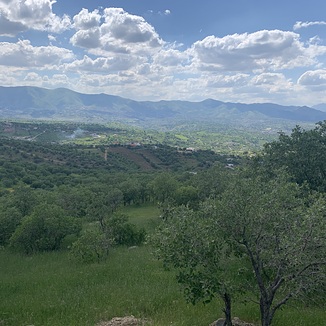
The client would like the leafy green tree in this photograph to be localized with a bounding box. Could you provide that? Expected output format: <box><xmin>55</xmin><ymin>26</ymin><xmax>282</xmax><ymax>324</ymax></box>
<box><xmin>119</xmin><ymin>178</ymin><xmax>142</xmax><ymax>205</ymax></box>
<box><xmin>150</xmin><ymin>172</ymin><xmax>179</xmax><ymax>203</ymax></box>
<box><xmin>87</xmin><ymin>188</ymin><xmax>123</xmax><ymax>230</ymax></box>
<box><xmin>218</xmin><ymin>173</ymin><xmax>326</xmax><ymax>326</ymax></box>
<box><xmin>104</xmin><ymin>213</ymin><xmax>146</xmax><ymax>246</ymax></box>
<box><xmin>191</xmin><ymin>164</ymin><xmax>230</xmax><ymax>200</ymax></box>
<box><xmin>153</xmin><ymin>204</ymin><xmax>246</xmax><ymax>326</ymax></box>
<box><xmin>9</xmin><ymin>185</ymin><xmax>37</xmax><ymax>216</ymax></box>
<box><xmin>0</xmin><ymin>207</ymin><xmax>22</xmax><ymax>246</ymax></box>
<box><xmin>256</xmin><ymin>122</ymin><xmax>326</xmax><ymax>191</ymax></box>
<box><xmin>55</xmin><ymin>185</ymin><xmax>92</xmax><ymax>218</ymax></box>
<box><xmin>10</xmin><ymin>204</ymin><xmax>81</xmax><ymax>254</ymax></box>
<box><xmin>175</xmin><ymin>185</ymin><xmax>199</xmax><ymax>209</ymax></box>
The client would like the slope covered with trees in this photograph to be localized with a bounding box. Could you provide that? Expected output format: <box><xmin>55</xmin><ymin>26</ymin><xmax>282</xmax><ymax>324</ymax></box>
<box><xmin>0</xmin><ymin>120</ymin><xmax>326</xmax><ymax>326</ymax></box>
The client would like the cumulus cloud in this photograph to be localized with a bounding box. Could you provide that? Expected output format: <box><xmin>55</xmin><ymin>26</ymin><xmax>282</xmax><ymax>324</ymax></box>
<box><xmin>64</xmin><ymin>54</ymin><xmax>141</xmax><ymax>73</ymax></box>
<box><xmin>70</xmin><ymin>28</ymin><xmax>101</xmax><ymax>48</ymax></box>
<box><xmin>70</xmin><ymin>7</ymin><xmax>163</xmax><ymax>56</ymax></box>
<box><xmin>293</xmin><ymin>21</ymin><xmax>326</xmax><ymax>30</ymax></box>
<box><xmin>0</xmin><ymin>0</ymin><xmax>71</xmax><ymax>35</ymax></box>
<box><xmin>298</xmin><ymin>70</ymin><xmax>326</xmax><ymax>86</ymax></box>
<box><xmin>191</xmin><ymin>30</ymin><xmax>326</xmax><ymax>72</ymax></box>
<box><xmin>205</xmin><ymin>73</ymin><xmax>250</xmax><ymax>88</ymax></box>
<box><xmin>153</xmin><ymin>48</ymin><xmax>189</xmax><ymax>67</ymax></box>
<box><xmin>73</xmin><ymin>8</ymin><xmax>101</xmax><ymax>30</ymax></box>
<box><xmin>250</xmin><ymin>72</ymin><xmax>293</xmax><ymax>94</ymax></box>
<box><xmin>0</xmin><ymin>40</ymin><xmax>74</xmax><ymax>67</ymax></box>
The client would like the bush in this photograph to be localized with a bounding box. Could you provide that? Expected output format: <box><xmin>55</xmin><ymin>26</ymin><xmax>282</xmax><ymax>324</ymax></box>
<box><xmin>9</xmin><ymin>204</ymin><xmax>81</xmax><ymax>254</ymax></box>
<box><xmin>105</xmin><ymin>213</ymin><xmax>146</xmax><ymax>246</ymax></box>
<box><xmin>70</xmin><ymin>229</ymin><xmax>111</xmax><ymax>263</ymax></box>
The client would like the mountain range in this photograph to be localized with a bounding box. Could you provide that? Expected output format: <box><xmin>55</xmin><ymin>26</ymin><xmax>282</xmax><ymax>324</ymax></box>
<box><xmin>0</xmin><ymin>86</ymin><xmax>325</xmax><ymax>129</ymax></box>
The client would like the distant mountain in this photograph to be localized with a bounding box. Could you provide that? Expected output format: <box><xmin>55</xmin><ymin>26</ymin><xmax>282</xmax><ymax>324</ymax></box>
<box><xmin>312</xmin><ymin>103</ymin><xmax>326</xmax><ymax>112</ymax></box>
<box><xmin>0</xmin><ymin>86</ymin><xmax>325</xmax><ymax>128</ymax></box>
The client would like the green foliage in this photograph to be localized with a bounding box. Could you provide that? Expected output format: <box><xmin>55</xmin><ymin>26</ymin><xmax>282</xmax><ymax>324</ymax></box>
<box><xmin>104</xmin><ymin>213</ymin><xmax>146</xmax><ymax>247</ymax></box>
<box><xmin>70</xmin><ymin>229</ymin><xmax>111</xmax><ymax>264</ymax></box>
<box><xmin>10</xmin><ymin>204</ymin><xmax>81</xmax><ymax>254</ymax></box>
<box><xmin>191</xmin><ymin>163</ymin><xmax>232</xmax><ymax>200</ymax></box>
<box><xmin>174</xmin><ymin>185</ymin><xmax>199</xmax><ymax>208</ymax></box>
<box><xmin>87</xmin><ymin>188</ymin><xmax>124</xmax><ymax>230</ymax></box>
<box><xmin>8</xmin><ymin>185</ymin><xmax>37</xmax><ymax>216</ymax></box>
<box><xmin>218</xmin><ymin>172</ymin><xmax>326</xmax><ymax>326</ymax></box>
<box><xmin>0</xmin><ymin>207</ymin><xmax>22</xmax><ymax>246</ymax></box>
<box><xmin>150</xmin><ymin>172</ymin><xmax>179</xmax><ymax>203</ymax></box>
<box><xmin>119</xmin><ymin>178</ymin><xmax>143</xmax><ymax>205</ymax></box>
<box><xmin>152</xmin><ymin>204</ymin><xmax>245</xmax><ymax>324</ymax></box>
<box><xmin>256</xmin><ymin>121</ymin><xmax>326</xmax><ymax>191</ymax></box>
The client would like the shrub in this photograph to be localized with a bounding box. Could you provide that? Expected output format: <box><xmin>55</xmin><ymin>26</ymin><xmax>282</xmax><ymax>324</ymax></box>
<box><xmin>105</xmin><ymin>213</ymin><xmax>146</xmax><ymax>246</ymax></box>
<box><xmin>9</xmin><ymin>204</ymin><xmax>81</xmax><ymax>254</ymax></box>
<box><xmin>70</xmin><ymin>229</ymin><xmax>111</xmax><ymax>263</ymax></box>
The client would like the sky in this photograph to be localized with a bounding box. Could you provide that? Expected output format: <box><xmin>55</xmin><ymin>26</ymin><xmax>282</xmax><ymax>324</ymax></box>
<box><xmin>1</xmin><ymin>1</ymin><xmax>326</xmax><ymax>106</ymax></box>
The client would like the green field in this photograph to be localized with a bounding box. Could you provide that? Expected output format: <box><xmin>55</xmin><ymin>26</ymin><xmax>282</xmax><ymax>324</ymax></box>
<box><xmin>0</xmin><ymin>204</ymin><xmax>324</xmax><ymax>326</ymax></box>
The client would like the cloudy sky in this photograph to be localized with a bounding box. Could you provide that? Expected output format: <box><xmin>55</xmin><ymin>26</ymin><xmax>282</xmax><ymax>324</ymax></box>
<box><xmin>1</xmin><ymin>0</ymin><xmax>326</xmax><ymax>106</ymax></box>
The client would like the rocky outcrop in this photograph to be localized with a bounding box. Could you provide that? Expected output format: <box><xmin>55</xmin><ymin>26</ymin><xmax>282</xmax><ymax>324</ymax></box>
<box><xmin>97</xmin><ymin>316</ymin><xmax>147</xmax><ymax>326</ymax></box>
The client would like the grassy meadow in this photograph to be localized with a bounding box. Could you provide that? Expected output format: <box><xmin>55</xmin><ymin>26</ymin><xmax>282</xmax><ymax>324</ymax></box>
<box><xmin>0</xmin><ymin>204</ymin><xmax>325</xmax><ymax>326</ymax></box>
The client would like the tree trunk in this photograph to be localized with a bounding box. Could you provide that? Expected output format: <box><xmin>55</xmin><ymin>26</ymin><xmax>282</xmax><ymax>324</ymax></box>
<box><xmin>260</xmin><ymin>297</ymin><xmax>273</xmax><ymax>326</ymax></box>
<box><xmin>222</xmin><ymin>292</ymin><xmax>232</xmax><ymax>326</ymax></box>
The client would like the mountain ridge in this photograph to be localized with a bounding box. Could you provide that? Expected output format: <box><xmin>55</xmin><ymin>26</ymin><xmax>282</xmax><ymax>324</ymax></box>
<box><xmin>0</xmin><ymin>86</ymin><xmax>325</xmax><ymax>127</ymax></box>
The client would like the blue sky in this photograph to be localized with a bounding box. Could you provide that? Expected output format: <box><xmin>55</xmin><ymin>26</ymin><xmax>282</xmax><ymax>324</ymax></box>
<box><xmin>1</xmin><ymin>0</ymin><xmax>326</xmax><ymax>106</ymax></box>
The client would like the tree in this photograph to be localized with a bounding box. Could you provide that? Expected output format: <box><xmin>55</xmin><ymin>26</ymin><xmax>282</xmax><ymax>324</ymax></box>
<box><xmin>154</xmin><ymin>172</ymin><xmax>326</xmax><ymax>326</ymax></box>
<box><xmin>218</xmin><ymin>173</ymin><xmax>326</xmax><ymax>326</ymax></box>
<box><xmin>191</xmin><ymin>163</ymin><xmax>230</xmax><ymax>200</ymax></box>
<box><xmin>0</xmin><ymin>207</ymin><xmax>22</xmax><ymax>246</ymax></box>
<box><xmin>9</xmin><ymin>185</ymin><xmax>37</xmax><ymax>216</ymax></box>
<box><xmin>150</xmin><ymin>172</ymin><xmax>179</xmax><ymax>203</ymax></box>
<box><xmin>175</xmin><ymin>185</ymin><xmax>199</xmax><ymax>209</ymax></box>
<box><xmin>87</xmin><ymin>188</ymin><xmax>123</xmax><ymax>231</ymax></box>
<box><xmin>119</xmin><ymin>178</ymin><xmax>142</xmax><ymax>206</ymax></box>
<box><xmin>104</xmin><ymin>213</ymin><xmax>146</xmax><ymax>247</ymax></box>
<box><xmin>256</xmin><ymin>121</ymin><xmax>326</xmax><ymax>192</ymax></box>
<box><xmin>153</xmin><ymin>204</ymin><xmax>246</xmax><ymax>326</ymax></box>
<box><xmin>10</xmin><ymin>204</ymin><xmax>81</xmax><ymax>254</ymax></box>
<box><xmin>55</xmin><ymin>185</ymin><xmax>92</xmax><ymax>218</ymax></box>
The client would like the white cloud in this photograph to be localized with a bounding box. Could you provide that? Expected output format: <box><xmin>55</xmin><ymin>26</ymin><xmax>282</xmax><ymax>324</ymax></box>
<box><xmin>153</xmin><ymin>48</ymin><xmax>189</xmax><ymax>67</ymax></box>
<box><xmin>0</xmin><ymin>0</ymin><xmax>71</xmax><ymax>35</ymax></box>
<box><xmin>293</xmin><ymin>21</ymin><xmax>326</xmax><ymax>30</ymax></box>
<box><xmin>191</xmin><ymin>30</ymin><xmax>326</xmax><ymax>72</ymax></box>
<box><xmin>73</xmin><ymin>8</ymin><xmax>101</xmax><ymax>30</ymax></box>
<box><xmin>64</xmin><ymin>55</ymin><xmax>141</xmax><ymax>73</ymax></box>
<box><xmin>2</xmin><ymin>1</ymin><xmax>326</xmax><ymax>106</ymax></box>
<box><xmin>24</xmin><ymin>71</ymin><xmax>43</xmax><ymax>82</ymax></box>
<box><xmin>0</xmin><ymin>40</ymin><xmax>74</xmax><ymax>67</ymax></box>
<box><xmin>250</xmin><ymin>73</ymin><xmax>293</xmax><ymax>95</ymax></box>
<box><xmin>48</xmin><ymin>34</ymin><xmax>56</xmax><ymax>42</ymax></box>
<box><xmin>70</xmin><ymin>7</ymin><xmax>163</xmax><ymax>56</ymax></box>
<box><xmin>298</xmin><ymin>69</ymin><xmax>326</xmax><ymax>86</ymax></box>
<box><xmin>70</xmin><ymin>28</ymin><xmax>101</xmax><ymax>49</ymax></box>
<box><xmin>205</xmin><ymin>73</ymin><xmax>250</xmax><ymax>88</ymax></box>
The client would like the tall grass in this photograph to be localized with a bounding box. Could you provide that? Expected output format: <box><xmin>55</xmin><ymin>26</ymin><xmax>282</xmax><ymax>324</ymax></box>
<box><xmin>0</xmin><ymin>247</ymin><xmax>225</xmax><ymax>326</ymax></box>
<box><xmin>0</xmin><ymin>204</ymin><xmax>325</xmax><ymax>325</ymax></box>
